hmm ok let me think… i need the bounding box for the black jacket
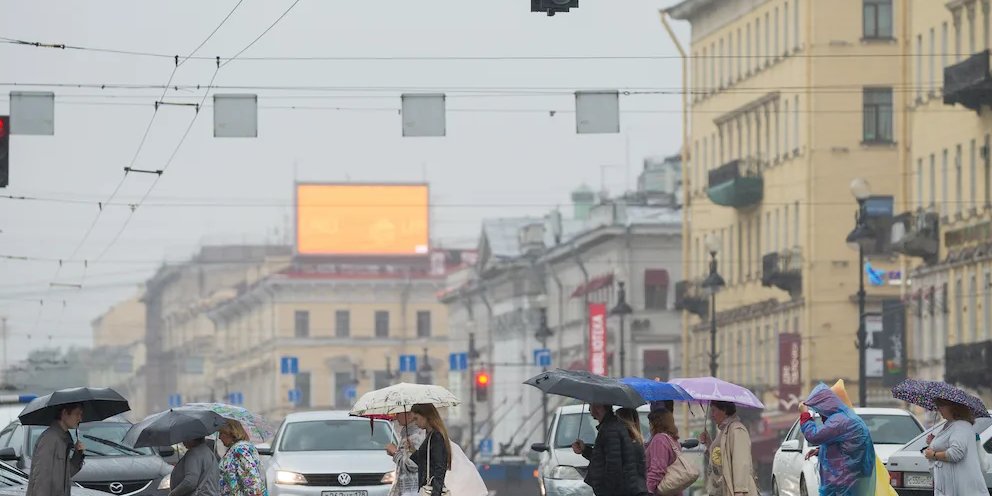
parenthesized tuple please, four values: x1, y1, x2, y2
(412, 430, 448, 496)
(580, 415, 648, 496)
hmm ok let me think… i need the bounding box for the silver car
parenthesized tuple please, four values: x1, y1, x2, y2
(885, 414, 992, 495)
(0, 459, 107, 495)
(261, 411, 397, 496)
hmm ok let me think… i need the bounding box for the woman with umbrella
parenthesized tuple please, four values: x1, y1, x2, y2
(892, 379, 989, 495)
(410, 403, 452, 496)
(218, 419, 267, 496)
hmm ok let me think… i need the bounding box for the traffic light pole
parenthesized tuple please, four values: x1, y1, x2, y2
(468, 332, 477, 461)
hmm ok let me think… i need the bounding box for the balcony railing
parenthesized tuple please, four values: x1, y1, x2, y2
(674, 280, 709, 318)
(761, 248, 802, 296)
(707, 158, 763, 208)
(891, 210, 940, 264)
(943, 49, 992, 112)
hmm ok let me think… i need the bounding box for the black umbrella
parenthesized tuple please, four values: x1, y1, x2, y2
(18, 387, 130, 426)
(123, 407, 227, 448)
(523, 369, 646, 408)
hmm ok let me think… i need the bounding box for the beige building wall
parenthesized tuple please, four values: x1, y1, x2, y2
(92, 295, 145, 348)
(671, 0, 907, 407)
(905, 0, 992, 390)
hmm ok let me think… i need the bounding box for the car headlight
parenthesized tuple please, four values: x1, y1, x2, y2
(381, 471, 396, 484)
(549, 465, 583, 480)
(157, 475, 171, 490)
(275, 470, 308, 485)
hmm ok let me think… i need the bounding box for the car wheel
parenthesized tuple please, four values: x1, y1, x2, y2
(772, 477, 780, 496)
(799, 476, 809, 496)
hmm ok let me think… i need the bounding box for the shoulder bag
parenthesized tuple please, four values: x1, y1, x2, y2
(657, 434, 700, 496)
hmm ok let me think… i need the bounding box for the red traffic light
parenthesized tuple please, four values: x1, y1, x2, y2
(475, 372, 490, 386)
(0, 117, 6, 137)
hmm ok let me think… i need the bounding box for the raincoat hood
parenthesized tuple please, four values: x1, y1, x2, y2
(800, 383, 876, 496)
(805, 383, 848, 418)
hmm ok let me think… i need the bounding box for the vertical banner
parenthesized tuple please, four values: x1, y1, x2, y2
(588, 303, 607, 375)
(882, 299, 907, 387)
(778, 333, 801, 412)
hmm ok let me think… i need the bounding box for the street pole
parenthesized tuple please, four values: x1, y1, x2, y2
(610, 282, 633, 378)
(710, 290, 718, 377)
(0, 317, 6, 387)
(535, 306, 553, 439)
(857, 225, 868, 408)
(619, 314, 626, 378)
(701, 244, 724, 378)
(468, 332, 477, 461)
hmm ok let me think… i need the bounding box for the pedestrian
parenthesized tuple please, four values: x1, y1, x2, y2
(386, 412, 427, 496)
(923, 398, 987, 495)
(25, 402, 85, 496)
(699, 401, 758, 496)
(169, 437, 220, 496)
(410, 404, 451, 496)
(571, 404, 644, 496)
(616, 408, 650, 496)
(646, 405, 683, 495)
(218, 420, 267, 496)
(798, 383, 875, 496)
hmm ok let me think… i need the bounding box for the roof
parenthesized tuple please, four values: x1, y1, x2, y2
(666, 0, 720, 20)
(283, 410, 390, 422)
(480, 217, 543, 258)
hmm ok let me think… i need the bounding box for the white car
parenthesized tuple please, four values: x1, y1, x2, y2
(772, 408, 924, 496)
(885, 413, 992, 494)
(261, 411, 398, 496)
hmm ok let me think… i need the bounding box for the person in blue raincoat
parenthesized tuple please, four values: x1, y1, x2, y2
(799, 383, 876, 496)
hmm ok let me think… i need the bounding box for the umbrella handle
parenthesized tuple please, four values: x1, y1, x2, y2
(575, 403, 585, 442)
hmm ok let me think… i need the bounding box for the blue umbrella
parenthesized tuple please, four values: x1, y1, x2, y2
(620, 377, 693, 402)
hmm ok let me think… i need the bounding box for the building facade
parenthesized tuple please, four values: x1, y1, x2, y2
(901, 0, 992, 401)
(89, 295, 148, 418)
(669, 0, 907, 411)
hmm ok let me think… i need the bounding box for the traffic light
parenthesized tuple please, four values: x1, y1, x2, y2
(474, 371, 490, 402)
(0, 116, 8, 188)
(531, 0, 577, 16)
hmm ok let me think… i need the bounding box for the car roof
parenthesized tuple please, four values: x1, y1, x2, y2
(283, 410, 386, 422)
(555, 404, 651, 414)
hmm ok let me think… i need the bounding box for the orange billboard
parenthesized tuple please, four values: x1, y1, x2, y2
(295, 183, 430, 257)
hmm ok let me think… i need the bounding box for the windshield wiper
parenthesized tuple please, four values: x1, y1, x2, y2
(82, 435, 143, 456)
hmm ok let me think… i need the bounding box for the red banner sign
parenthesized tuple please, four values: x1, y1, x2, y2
(589, 303, 607, 375)
(778, 333, 801, 412)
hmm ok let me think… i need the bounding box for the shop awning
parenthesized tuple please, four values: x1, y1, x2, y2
(571, 273, 614, 298)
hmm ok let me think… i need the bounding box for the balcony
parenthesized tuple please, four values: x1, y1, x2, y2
(891, 210, 940, 264)
(674, 280, 709, 318)
(706, 158, 763, 209)
(943, 49, 992, 112)
(761, 248, 802, 296)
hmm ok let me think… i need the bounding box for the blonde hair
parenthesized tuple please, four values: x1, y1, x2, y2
(410, 404, 452, 470)
(219, 419, 250, 443)
(615, 408, 644, 445)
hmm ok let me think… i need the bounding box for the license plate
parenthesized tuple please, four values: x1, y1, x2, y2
(904, 473, 933, 488)
(321, 492, 366, 496)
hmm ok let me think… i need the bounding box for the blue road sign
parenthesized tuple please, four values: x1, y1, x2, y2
(344, 385, 357, 401)
(533, 348, 552, 367)
(399, 355, 417, 373)
(449, 352, 468, 371)
(288, 389, 301, 404)
(168, 394, 182, 408)
(479, 438, 493, 456)
(280, 357, 299, 375)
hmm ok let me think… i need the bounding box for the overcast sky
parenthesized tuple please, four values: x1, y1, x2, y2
(0, 0, 689, 362)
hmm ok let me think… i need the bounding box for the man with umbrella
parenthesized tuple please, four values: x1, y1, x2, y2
(570, 404, 649, 496)
(19, 387, 131, 496)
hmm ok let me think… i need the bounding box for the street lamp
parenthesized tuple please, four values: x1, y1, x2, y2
(845, 178, 876, 408)
(701, 234, 725, 378)
(610, 282, 634, 377)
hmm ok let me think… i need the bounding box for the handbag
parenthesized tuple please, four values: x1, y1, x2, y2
(656, 434, 700, 496)
(419, 433, 452, 496)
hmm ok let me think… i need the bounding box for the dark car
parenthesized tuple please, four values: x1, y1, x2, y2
(0, 416, 174, 496)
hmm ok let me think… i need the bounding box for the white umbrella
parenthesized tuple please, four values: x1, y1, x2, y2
(349, 383, 460, 416)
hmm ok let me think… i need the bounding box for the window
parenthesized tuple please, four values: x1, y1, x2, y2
(727, 35, 734, 86)
(335, 310, 350, 338)
(693, 141, 699, 191)
(916, 35, 923, 100)
(747, 23, 752, 73)
(737, 222, 744, 282)
(375, 310, 389, 338)
(729, 225, 735, 284)
(755, 216, 762, 277)
(765, 12, 771, 65)
(765, 212, 771, 256)
(942, 22, 949, 81)
(971, 139, 978, 209)
(783, 207, 790, 251)
(719, 38, 725, 87)
(775, 102, 782, 160)
(969, 6, 977, 54)
(863, 0, 893, 39)
(783, 100, 790, 153)
(644, 269, 670, 310)
(970, 275, 978, 342)
(956, 12, 963, 63)
(956, 144, 964, 215)
(711, 42, 717, 93)
(784, 2, 790, 54)
(756, 17, 762, 69)
(737, 28, 743, 79)
(863, 88, 893, 143)
(929, 153, 937, 208)
(984, 3, 990, 50)
(955, 278, 964, 344)
(793, 202, 800, 247)
(917, 159, 924, 208)
(774, 8, 780, 58)
(774, 209, 781, 251)
(701, 47, 707, 93)
(794, 0, 800, 49)
(417, 311, 431, 337)
(294, 310, 310, 338)
(793, 95, 800, 151)
(942, 150, 949, 217)
(296, 371, 312, 408)
(929, 28, 936, 93)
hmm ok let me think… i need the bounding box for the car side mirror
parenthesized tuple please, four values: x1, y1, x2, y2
(781, 439, 801, 452)
(0, 447, 17, 461)
(257, 445, 273, 456)
(157, 446, 175, 458)
(680, 439, 700, 449)
(530, 443, 549, 453)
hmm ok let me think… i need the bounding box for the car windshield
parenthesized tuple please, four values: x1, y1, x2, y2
(0, 461, 27, 488)
(552, 411, 650, 449)
(278, 420, 393, 452)
(903, 417, 992, 451)
(862, 414, 924, 445)
(28, 423, 154, 457)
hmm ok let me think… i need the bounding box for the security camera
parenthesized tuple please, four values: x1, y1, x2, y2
(531, 0, 578, 16)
